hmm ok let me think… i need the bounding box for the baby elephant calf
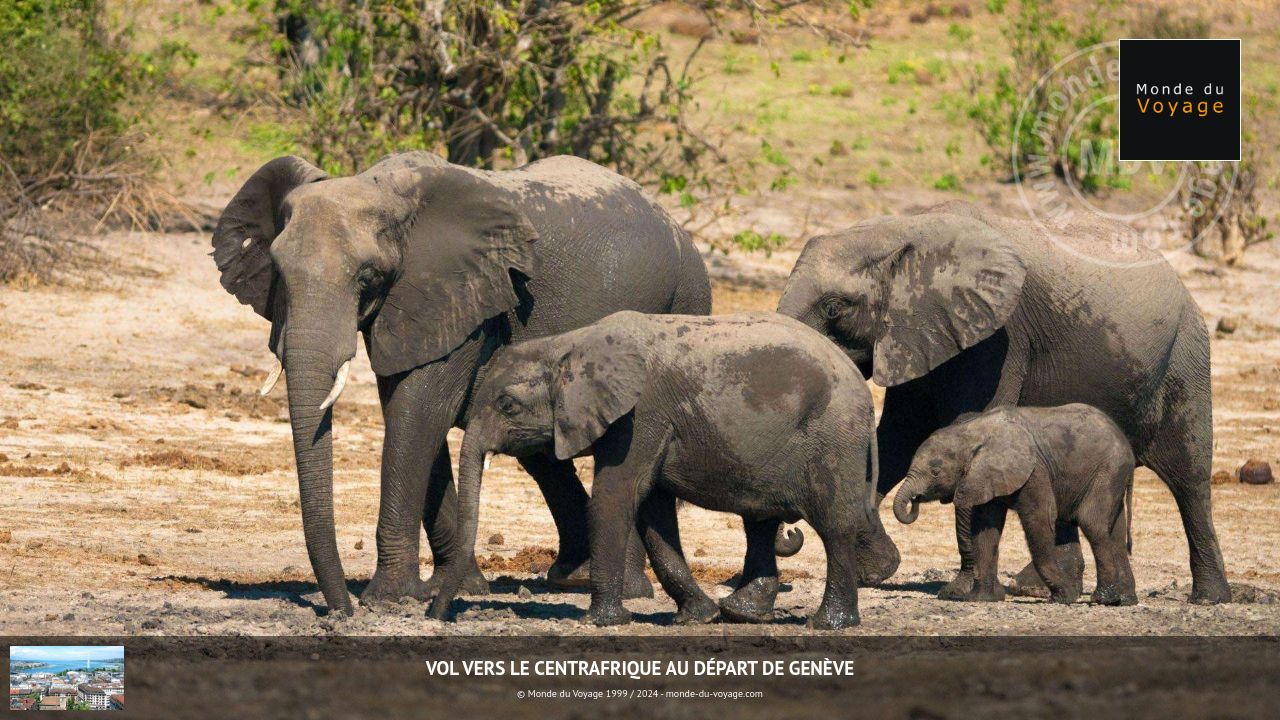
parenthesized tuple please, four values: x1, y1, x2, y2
(893, 404, 1137, 606)
(428, 311, 879, 629)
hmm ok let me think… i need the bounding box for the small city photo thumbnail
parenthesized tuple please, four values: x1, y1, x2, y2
(9, 645, 125, 711)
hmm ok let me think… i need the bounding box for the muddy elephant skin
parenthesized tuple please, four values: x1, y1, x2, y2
(211, 152, 710, 614)
(895, 404, 1137, 606)
(429, 311, 887, 630)
(777, 200, 1228, 604)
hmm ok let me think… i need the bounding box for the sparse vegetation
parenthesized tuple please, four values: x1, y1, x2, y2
(0, 0, 195, 285)
(960, 0, 1121, 189)
(1183, 99, 1275, 265)
(217, 0, 870, 249)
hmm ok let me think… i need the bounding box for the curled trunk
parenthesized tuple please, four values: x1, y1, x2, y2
(893, 475, 924, 524)
(427, 430, 486, 620)
(773, 525, 804, 557)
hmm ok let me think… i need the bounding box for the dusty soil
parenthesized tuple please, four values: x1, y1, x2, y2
(1, 191, 1278, 637)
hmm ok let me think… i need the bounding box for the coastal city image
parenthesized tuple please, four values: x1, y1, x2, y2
(9, 646, 124, 711)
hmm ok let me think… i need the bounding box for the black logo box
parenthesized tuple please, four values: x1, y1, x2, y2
(1119, 38, 1241, 162)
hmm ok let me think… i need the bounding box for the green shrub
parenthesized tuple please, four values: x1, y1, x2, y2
(0, 0, 194, 284)
(933, 173, 961, 190)
(961, 0, 1122, 190)
(729, 230, 787, 256)
(233, 0, 716, 182)
(0, 0, 137, 179)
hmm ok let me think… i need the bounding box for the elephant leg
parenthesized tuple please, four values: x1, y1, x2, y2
(584, 478, 637, 626)
(584, 416, 663, 626)
(1139, 417, 1230, 603)
(963, 504, 1007, 602)
(1081, 507, 1137, 606)
(519, 453, 653, 599)
(1016, 489, 1077, 605)
(1005, 523, 1084, 599)
(363, 349, 487, 605)
(719, 518, 782, 624)
(417, 442, 489, 598)
(937, 506, 976, 600)
(807, 510, 861, 630)
(863, 387, 937, 586)
(636, 487, 718, 624)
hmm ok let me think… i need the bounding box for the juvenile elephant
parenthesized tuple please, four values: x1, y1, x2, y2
(777, 201, 1228, 604)
(894, 404, 1137, 606)
(428, 311, 883, 629)
(212, 152, 710, 614)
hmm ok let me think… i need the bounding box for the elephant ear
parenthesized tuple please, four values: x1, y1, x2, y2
(872, 214, 1026, 387)
(954, 413, 1036, 508)
(211, 156, 328, 320)
(551, 327, 648, 460)
(368, 167, 538, 376)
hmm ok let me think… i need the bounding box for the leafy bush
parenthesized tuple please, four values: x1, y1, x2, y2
(960, 0, 1120, 190)
(0, 0, 194, 284)
(0, 0, 135, 177)
(232, 0, 722, 182)
(932, 172, 961, 190)
(226, 0, 872, 253)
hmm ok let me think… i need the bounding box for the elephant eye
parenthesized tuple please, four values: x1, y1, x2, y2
(496, 394, 521, 416)
(820, 297, 848, 320)
(929, 465, 941, 476)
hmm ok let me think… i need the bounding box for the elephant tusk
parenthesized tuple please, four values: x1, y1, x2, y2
(260, 360, 283, 396)
(483, 452, 492, 471)
(319, 360, 351, 411)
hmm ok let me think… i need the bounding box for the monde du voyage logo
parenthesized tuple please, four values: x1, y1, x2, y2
(1119, 39, 1241, 161)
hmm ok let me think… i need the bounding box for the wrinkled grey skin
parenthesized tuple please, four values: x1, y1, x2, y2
(895, 405, 1137, 606)
(428, 311, 881, 630)
(212, 152, 710, 614)
(777, 200, 1228, 604)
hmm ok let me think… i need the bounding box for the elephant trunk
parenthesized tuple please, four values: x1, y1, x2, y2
(893, 474, 925, 525)
(283, 301, 358, 616)
(427, 428, 487, 620)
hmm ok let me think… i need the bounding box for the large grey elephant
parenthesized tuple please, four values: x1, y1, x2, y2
(777, 201, 1229, 604)
(211, 151, 711, 614)
(429, 312, 881, 629)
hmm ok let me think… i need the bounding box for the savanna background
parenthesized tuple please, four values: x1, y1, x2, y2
(1, 0, 1278, 636)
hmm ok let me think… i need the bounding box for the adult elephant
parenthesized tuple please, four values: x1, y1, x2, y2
(777, 200, 1230, 604)
(211, 151, 711, 614)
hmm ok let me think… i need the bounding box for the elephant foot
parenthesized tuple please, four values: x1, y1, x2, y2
(1189, 578, 1232, 605)
(856, 531, 901, 586)
(1048, 586, 1079, 605)
(360, 571, 434, 607)
(545, 557, 654, 599)
(937, 569, 975, 600)
(361, 564, 488, 607)
(718, 577, 779, 624)
(546, 556, 591, 590)
(673, 596, 720, 625)
(587, 602, 633, 627)
(963, 584, 1006, 603)
(1006, 557, 1083, 599)
(807, 603, 860, 630)
(1091, 584, 1136, 606)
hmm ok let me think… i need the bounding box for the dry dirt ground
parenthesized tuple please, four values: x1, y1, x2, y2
(1, 191, 1278, 637)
